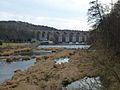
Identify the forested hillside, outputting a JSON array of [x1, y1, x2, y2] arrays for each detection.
[[0, 21, 56, 42]]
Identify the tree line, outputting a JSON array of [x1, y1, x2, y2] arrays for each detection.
[[88, 0, 120, 89], [0, 21, 57, 42], [88, 0, 120, 54]]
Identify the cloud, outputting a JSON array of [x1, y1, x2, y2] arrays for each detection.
[[0, 0, 118, 31], [0, 11, 89, 30]]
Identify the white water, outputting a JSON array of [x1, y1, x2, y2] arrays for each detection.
[[62, 77, 102, 90], [54, 57, 70, 64]]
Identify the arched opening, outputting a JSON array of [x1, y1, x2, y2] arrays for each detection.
[[62, 32, 67, 42], [54, 32, 60, 43], [83, 33, 87, 42], [47, 32, 52, 41], [42, 32, 46, 39], [76, 33, 80, 42], [69, 33, 73, 42], [36, 32, 41, 40]]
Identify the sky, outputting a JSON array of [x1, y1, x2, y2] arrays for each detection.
[[0, 0, 118, 31]]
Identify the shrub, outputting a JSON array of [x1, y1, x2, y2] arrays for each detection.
[[0, 41, 2, 45], [62, 77, 71, 86]]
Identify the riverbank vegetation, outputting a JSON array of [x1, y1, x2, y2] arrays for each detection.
[[0, 41, 2, 45], [0, 49, 98, 90], [88, 0, 120, 89], [0, 21, 57, 42], [0, 42, 33, 62], [0, 0, 120, 90], [0, 43, 32, 55], [0, 42, 30, 48]]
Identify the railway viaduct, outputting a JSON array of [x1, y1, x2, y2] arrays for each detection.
[[34, 29, 89, 44]]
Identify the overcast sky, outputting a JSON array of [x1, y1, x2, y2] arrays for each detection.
[[0, 0, 118, 31]]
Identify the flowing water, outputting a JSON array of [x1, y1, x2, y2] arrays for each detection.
[[0, 49, 54, 83], [32, 50, 52, 55], [38, 45, 90, 49], [62, 77, 102, 90], [0, 58, 36, 83], [0, 45, 90, 84]]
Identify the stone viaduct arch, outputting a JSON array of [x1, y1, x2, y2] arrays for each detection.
[[34, 30, 89, 44]]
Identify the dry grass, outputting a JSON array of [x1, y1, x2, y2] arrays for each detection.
[[0, 49, 97, 90], [35, 49, 75, 60], [92, 50, 120, 90], [0, 48, 32, 56], [0, 43, 30, 48], [0, 43, 31, 56]]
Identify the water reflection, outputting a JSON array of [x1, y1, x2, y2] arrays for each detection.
[[0, 58, 36, 83], [32, 50, 52, 55]]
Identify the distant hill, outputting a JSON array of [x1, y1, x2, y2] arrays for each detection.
[[0, 21, 57, 42]]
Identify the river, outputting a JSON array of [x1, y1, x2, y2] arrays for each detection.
[[0, 58, 36, 83], [38, 45, 90, 49], [0, 45, 90, 84]]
